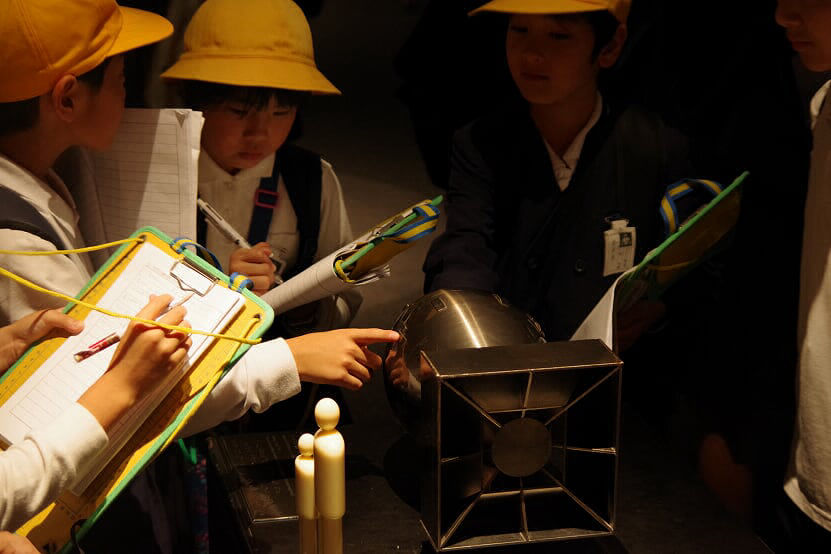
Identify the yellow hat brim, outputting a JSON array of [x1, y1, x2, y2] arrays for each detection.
[[109, 7, 174, 57], [470, 0, 628, 22], [161, 54, 341, 95]]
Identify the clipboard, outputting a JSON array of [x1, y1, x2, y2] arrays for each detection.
[[616, 171, 748, 311], [336, 196, 443, 280], [0, 226, 273, 553]]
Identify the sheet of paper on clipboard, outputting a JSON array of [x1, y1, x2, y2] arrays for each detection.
[[0, 241, 244, 494]]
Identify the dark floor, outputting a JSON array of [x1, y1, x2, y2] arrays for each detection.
[[291, 1, 771, 552]]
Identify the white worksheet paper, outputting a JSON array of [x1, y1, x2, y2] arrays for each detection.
[[88, 109, 203, 241], [0, 242, 243, 493]]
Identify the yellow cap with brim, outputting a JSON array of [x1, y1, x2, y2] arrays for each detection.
[[161, 0, 340, 95], [0, 0, 173, 103], [470, 0, 631, 24]]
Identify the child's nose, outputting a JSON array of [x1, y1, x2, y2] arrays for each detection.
[[523, 43, 544, 63], [774, 0, 800, 28], [244, 112, 270, 137], [521, 35, 547, 63]]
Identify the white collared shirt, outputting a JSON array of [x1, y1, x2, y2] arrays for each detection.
[[543, 94, 603, 192], [198, 150, 353, 274]]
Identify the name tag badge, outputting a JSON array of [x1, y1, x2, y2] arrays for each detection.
[[603, 219, 636, 277]]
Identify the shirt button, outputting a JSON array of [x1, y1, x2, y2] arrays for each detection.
[[574, 259, 586, 274], [527, 257, 540, 270]]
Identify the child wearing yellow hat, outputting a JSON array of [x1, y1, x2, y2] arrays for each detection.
[[0, 1, 191, 548], [0, 0, 396, 549], [163, 0, 360, 336], [423, 0, 690, 344]]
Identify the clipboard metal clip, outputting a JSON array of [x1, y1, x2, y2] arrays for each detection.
[[169, 258, 216, 296]]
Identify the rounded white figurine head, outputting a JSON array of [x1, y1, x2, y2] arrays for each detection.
[[298, 433, 315, 456], [315, 397, 340, 430]]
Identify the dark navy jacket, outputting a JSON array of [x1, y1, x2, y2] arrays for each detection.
[[424, 102, 691, 340]]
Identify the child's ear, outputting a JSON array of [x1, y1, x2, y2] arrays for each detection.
[[598, 24, 628, 69], [49, 75, 83, 123]]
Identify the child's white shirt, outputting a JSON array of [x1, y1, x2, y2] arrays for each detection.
[[198, 150, 353, 273], [542, 93, 603, 192]]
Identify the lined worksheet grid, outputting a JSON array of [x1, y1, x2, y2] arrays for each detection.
[[0, 243, 241, 446]]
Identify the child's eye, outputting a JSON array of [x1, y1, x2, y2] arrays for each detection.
[[273, 110, 292, 117], [228, 107, 248, 117], [549, 32, 571, 40]]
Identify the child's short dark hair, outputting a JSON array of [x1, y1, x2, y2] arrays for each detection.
[[0, 58, 111, 137], [181, 81, 310, 113], [584, 11, 621, 59]]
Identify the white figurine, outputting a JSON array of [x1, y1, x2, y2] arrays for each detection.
[[295, 433, 317, 554], [314, 397, 345, 554]]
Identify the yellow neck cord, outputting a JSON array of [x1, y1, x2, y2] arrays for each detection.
[[0, 240, 261, 345]]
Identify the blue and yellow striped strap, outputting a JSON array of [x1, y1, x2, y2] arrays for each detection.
[[228, 272, 254, 292], [386, 203, 440, 244], [660, 179, 723, 236], [170, 237, 223, 272]]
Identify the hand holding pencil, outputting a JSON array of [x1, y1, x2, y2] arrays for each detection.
[[77, 294, 193, 432], [74, 293, 193, 362]]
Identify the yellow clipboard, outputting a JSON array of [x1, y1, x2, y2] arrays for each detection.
[[0, 226, 273, 553]]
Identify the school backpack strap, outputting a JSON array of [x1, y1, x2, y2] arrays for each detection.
[[247, 158, 281, 248], [196, 196, 208, 246], [246, 144, 322, 280], [0, 186, 69, 250], [280, 145, 322, 279]]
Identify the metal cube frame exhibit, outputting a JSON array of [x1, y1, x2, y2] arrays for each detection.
[[419, 340, 622, 551]]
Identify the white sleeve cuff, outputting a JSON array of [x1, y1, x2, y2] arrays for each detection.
[[178, 338, 301, 437], [29, 402, 109, 480], [240, 338, 302, 411], [0, 403, 107, 530]]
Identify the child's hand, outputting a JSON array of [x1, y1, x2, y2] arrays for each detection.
[[0, 309, 84, 372], [229, 242, 276, 295], [0, 531, 38, 553], [287, 329, 400, 390], [616, 299, 666, 353], [107, 294, 193, 394], [78, 294, 192, 432]]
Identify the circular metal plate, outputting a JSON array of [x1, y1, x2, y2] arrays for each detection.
[[491, 418, 551, 477]]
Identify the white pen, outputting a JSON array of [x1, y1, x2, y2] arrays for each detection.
[[197, 197, 285, 285]]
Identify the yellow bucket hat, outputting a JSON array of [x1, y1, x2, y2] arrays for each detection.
[[470, 0, 631, 23], [0, 0, 173, 103], [161, 0, 340, 95]]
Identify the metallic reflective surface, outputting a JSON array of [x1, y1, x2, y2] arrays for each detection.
[[491, 418, 552, 477], [383, 289, 545, 431], [419, 341, 623, 551]]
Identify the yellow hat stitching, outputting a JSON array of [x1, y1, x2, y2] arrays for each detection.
[[161, 0, 340, 96], [0, 0, 173, 103], [470, 0, 631, 24]]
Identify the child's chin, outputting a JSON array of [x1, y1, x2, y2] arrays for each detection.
[[235, 155, 266, 168]]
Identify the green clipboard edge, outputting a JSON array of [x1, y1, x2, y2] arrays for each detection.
[[0, 226, 273, 552], [618, 171, 750, 302], [339, 195, 443, 271], [62, 226, 273, 550]]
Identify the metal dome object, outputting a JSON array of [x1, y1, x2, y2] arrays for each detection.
[[383, 289, 546, 432]]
